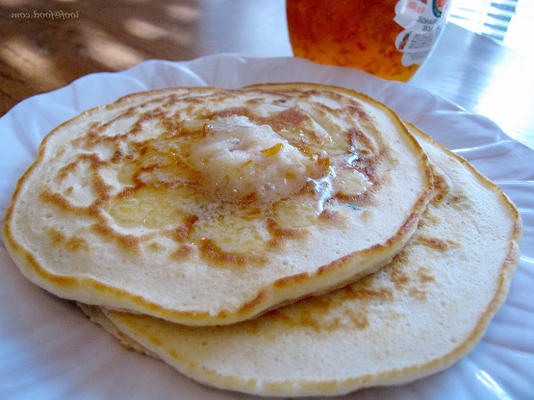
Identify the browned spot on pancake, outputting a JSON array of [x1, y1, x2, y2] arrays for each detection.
[[92, 171, 112, 201], [199, 238, 265, 267], [347, 127, 375, 155], [430, 173, 449, 205], [204, 106, 252, 121], [91, 223, 140, 252], [148, 242, 163, 252], [273, 272, 308, 288], [359, 209, 373, 223], [171, 215, 199, 242], [205, 106, 309, 133], [123, 140, 201, 190], [268, 108, 309, 131], [417, 266, 435, 283], [57, 161, 79, 180], [318, 208, 345, 224], [308, 297, 333, 313], [344, 104, 369, 120], [111, 149, 124, 163], [244, 97, 264, 105], [341, 285, 394, 302], [82, 110, 138, 146], [40, 191, 93, 216], [416, 218, 425, 230], [390, 249, 408, 265], [238, 289, 270, 313], [409, 287, 427, 301], [349, 311, 370, 329], [264, 295, 370, 333], [391, 265, 410, 288], [115, 185, 137, 199], [298, 310, 326, 332], [310, 152, 330, 179], [57, 153, 105, 179], [266, 217, 307, 249], [160, 115, 182, 136], [95, 106, 136, 131], [237, 191, 259, 205], [333, 191, 371, 206], [266, 217, 305, 238], [427, 214, 441, 226], [158, 93, 179, 107], [417, 236, 456, 251], [65, 237, 89, 251], [47, 227, 66, 244], [46, 227, 88, 251], [53, 146, 66, 159], [446, 193, 471, 210], [55, 153, 112, 201], [317, 258, 340, 276], [264, 308, 291, 324], [171, 244, 194, 260], [330, 128, 384, 205], [130, 109, 167, 136]]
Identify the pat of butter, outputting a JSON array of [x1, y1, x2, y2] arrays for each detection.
[[187, 116, 313, 204]]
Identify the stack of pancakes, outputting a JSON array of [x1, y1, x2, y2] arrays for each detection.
[[3, 83, 522, 396]]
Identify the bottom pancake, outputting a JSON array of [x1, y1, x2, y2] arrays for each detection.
[[79, 125, 521, 397]]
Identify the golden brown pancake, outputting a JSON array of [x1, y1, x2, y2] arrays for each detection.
[[3, 83, 433, 325], [79, 124, 521, 396]]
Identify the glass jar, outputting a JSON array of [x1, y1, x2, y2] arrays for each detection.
[[286, 0, 451, 82]]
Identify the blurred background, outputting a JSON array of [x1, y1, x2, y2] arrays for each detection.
[[449, 0, 533, 51]]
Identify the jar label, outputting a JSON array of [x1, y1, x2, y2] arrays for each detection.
[[394, 0, 450, 66]]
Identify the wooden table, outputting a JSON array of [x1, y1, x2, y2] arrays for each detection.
[[1, 0, 533, 150]]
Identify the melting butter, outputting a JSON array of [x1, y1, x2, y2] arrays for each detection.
[[185, 116, 313, 204]]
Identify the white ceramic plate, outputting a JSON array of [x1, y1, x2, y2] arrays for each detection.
[[0, 54, 533, 399]]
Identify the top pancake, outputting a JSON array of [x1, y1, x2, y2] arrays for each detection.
[[3, 83, 433, 326]]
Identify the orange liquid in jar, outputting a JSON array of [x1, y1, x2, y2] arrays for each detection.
[[287, 0, 447, 82]]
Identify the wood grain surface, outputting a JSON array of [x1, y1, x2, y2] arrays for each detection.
[[0, 0, 200, 114], [0, 0, 291, 116]]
